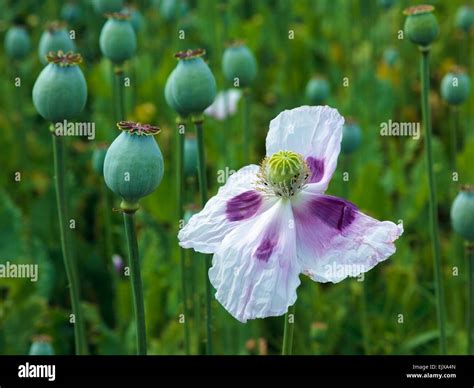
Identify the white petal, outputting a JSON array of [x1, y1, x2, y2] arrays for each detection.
[[178, 164, 273, 254], [204, 89, 242, 121], [292, 191, 403, 283], [209, 200, 301, 322], [266, 105, 344, 193]]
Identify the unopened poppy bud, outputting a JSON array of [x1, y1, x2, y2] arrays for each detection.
[[441, 67, 471, 106], [32, 51, 87, 123], [341, 120, 362, 154], [103, 121, 164, 211], [99, 13, 136, 65], [38, 22, 76, 65], [451, 185, 474, 242], [305, 76, 330, 105], [222, 42, 257, 88], [5, 25, 30, 61], [403, 5, 439, 48]]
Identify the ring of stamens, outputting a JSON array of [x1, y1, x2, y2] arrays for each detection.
[[256, 151, 310, 198]]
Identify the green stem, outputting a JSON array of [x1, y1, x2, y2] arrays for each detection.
[[467, 242, 474, 355], [420, 49, 447, 354], [114, 66, 125, 122], [243, 90, 251, 165], [101, 182, 114, 265], [123, 212, 147, 355], [282, 304, 295, 355], [177, 123, 191, 355], [450, 107, 458, 171], [194, 119, 213, 355], [52, 134, 87, 355]]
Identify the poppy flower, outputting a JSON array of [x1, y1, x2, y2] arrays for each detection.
[[178, 106, 403, 322], [205, 89, 242, 121]]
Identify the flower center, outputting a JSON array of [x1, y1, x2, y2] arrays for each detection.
[[257, 151, 309, 198]]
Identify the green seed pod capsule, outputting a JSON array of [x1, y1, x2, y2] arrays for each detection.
[[127, 7, 144, 33], [29, 336, 55, 355], [157, 0, 188, 22], [92, 143, 108, 175], [383, 47, 398, 67], [441, 67, 471, 106], [92, 0, 124, 14], [164, 68, 188, 118], [38, 22, 76, 65], [104, 121, 164, 210], [184, 135, 198, 178], [341, 120, 362, 155], [222, 42, 257, 88], [170, 49, 217, 117], [4, 25, 30, 61], [99, 13, 137, 65], [451, 185, 474, 242], [32, 51, 87, 123], [378, 0, 394, 10], [61, 2, 82, 24], [403, 5, 439, 48], [305, 77, 330, 105], [455, 5, 474, 33]]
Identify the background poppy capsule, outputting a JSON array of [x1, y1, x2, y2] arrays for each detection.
[[341, 120, 362, 155], [28, 336, 55, 356], [92, 0, 124, 14], [403, 5, 439, 48], [38, 22, 76, 65], [440, 67, 471, 106], [99, 13, 137, 65], [103, 122, 164, 210], [222, 42, 257, 88], [184, 135, 198, 178], [164, 68, 190, 118], [455, 5, 474, 33], [32, 51, 87, 123], [451, 185, 474, 242], [4, 25, 30, 61], [305, 76, 330, 105], [170, 49, 217, 116]]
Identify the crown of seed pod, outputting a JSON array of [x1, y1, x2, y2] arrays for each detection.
[[61, 1, 82, 24], [451, 185, 474, 242], [403, 5, 439, 48], [92, 143, 109, 175], [455, 5, 474, 33], [167, 49, 217, 118], [38, 22, 76, 65], [92, 0, 124, 14], [99, 13, 137, 65], [184, 135, 198, 178], [222, 41, 257, 88], [441, 67, 471, 106], [4, 24, 30, 61], [341, 119, 362, 155], [28, 335, 55, 356], [32, 51, 87, 123], [103, 121, 164, 212], [305, 76, 330, 105]]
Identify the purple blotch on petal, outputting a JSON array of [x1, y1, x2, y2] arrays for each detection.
[[226, 190, 262, 222], [255, 233, 278, 262], [307, 195, 357, 231], [306, 157, 325, 183]]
